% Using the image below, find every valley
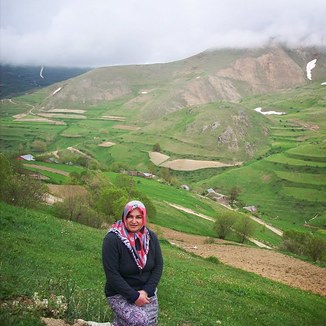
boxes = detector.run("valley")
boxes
[0,45,326,239]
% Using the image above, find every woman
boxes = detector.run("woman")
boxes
[102,200,163,326]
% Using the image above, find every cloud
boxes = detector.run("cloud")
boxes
[1,0,325,67]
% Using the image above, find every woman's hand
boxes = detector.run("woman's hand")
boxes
[135,290,150,306]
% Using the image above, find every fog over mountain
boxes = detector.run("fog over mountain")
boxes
[1,0,325,67]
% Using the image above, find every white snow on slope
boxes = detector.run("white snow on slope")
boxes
[254,107,286,115]
[39,66,44,79]
[306,59,317,80]
[52,87,62,95]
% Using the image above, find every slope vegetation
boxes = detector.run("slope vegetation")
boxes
[1,202,326,326]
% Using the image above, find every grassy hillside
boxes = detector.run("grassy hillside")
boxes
[1,202,325,326]
[195,83,326,232]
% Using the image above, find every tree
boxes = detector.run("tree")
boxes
[161,167,171,182]
[282,230,326,262]
[153,143,161,152]
[307,236,326,262]
[96,187,128,220]
[110,162,129,173]
[55,193,88,221]
[229,186,241,206]
[147,162,157,175]
[31,139,47,152]
[233,216,256,243]
[115,174,134,190]
[0,154,14,202]
[0,153,47,208]
[214,211,236,239]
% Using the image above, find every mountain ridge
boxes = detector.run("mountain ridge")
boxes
[38,44,326,120]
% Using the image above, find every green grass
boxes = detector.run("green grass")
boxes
[287,144,326,159]
[275,170,326,185]
[282,186,326,202]
[266,153,326,167]
[1,202,325,326]
[23,161,85,174]
[24,166,68,184]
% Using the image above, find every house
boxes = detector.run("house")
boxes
[122,170,155,179]
[19,154,35,161]
[243,206,257,213]
[141,172,155,179]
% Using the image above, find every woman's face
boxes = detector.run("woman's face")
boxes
[125,208,144,232]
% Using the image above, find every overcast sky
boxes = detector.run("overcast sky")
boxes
[1,0,325,68]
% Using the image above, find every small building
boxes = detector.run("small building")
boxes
[19,154,35,161]
[243,206,257,213]
[207,188,216,194]
[141,172,155,179]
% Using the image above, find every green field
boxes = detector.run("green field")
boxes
[275,170,326,185]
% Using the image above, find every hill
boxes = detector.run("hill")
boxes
[20,44,326,117]
[1,202,325,325]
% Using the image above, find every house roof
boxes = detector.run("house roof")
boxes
[20,154,35,161]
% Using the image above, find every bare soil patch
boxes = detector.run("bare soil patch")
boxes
[47,185,89,199]
[47,109,86,114]
[101,115,126,121]
[61,134,82,138]
[67,147,92,159]
[38,113,86,119]
[14,117,66,125]
[24,164,69,176]
[152,225,326,297]
[149,152,170,165]
[160,159,241,171]
[98,141,115,147]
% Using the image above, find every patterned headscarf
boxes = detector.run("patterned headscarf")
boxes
[109,200,150,269]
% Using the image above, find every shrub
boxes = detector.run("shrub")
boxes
[307,236,326,262]
[96,187,128,219]
[206,256,220,264]
[282,229,326,262]
[0,153,47,208]
[233,216,256,243]
[214,211,236,240]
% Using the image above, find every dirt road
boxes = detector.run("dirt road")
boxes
[152,225,326,297]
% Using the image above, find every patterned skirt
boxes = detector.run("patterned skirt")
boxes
[107,292,158,326]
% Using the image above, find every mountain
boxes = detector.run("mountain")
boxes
[0,65,90,99]
[1,44,325,163]
[38,44,326,119]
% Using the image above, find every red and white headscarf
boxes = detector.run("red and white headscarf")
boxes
[109,200,150,269]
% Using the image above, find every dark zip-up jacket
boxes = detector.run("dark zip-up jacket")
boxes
[102,229,163,303]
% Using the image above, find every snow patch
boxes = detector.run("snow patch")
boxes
[321,82,326,85]
[52,87,62,95]
[254,107,286,115]
[306,59,317,80]
[39,66,44,79]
